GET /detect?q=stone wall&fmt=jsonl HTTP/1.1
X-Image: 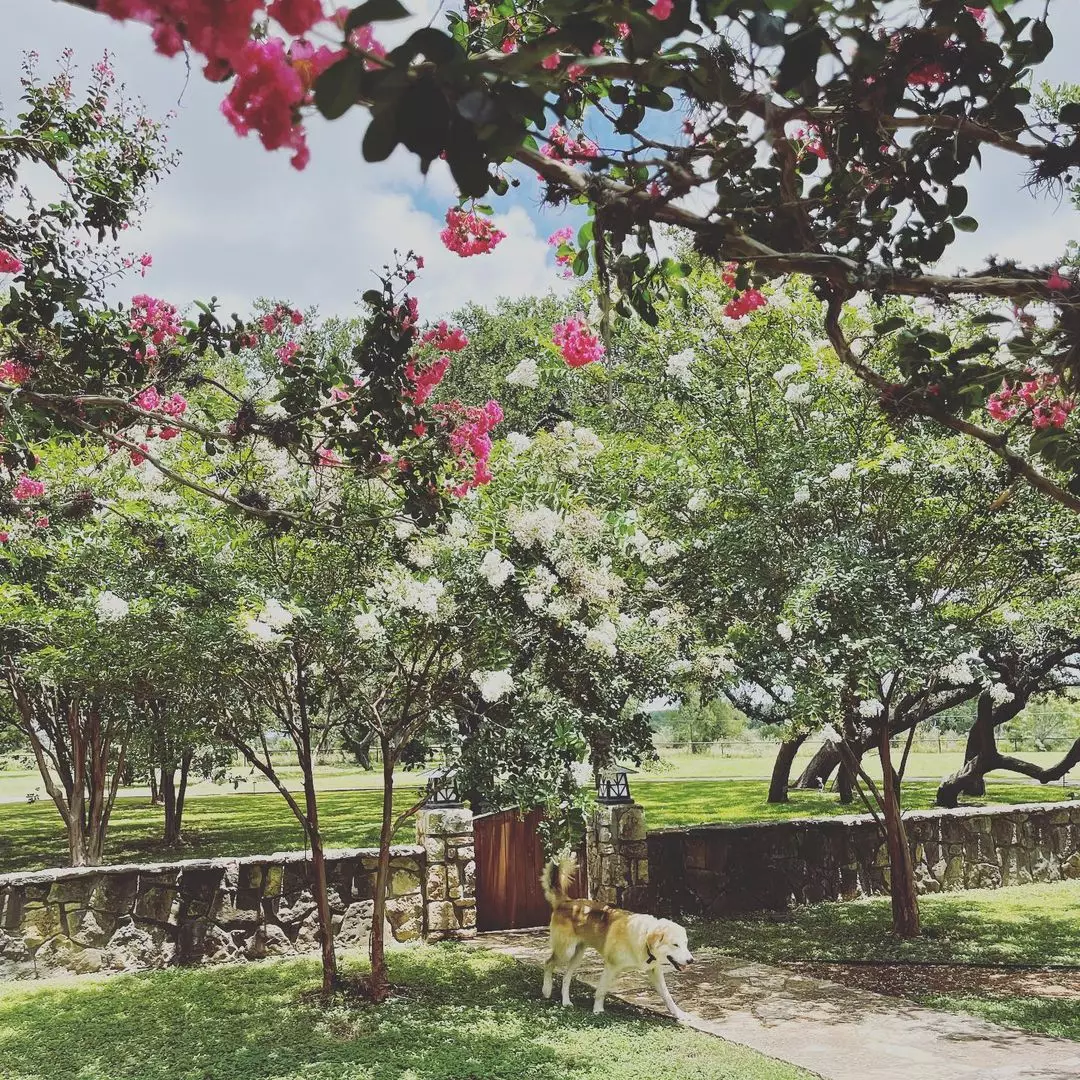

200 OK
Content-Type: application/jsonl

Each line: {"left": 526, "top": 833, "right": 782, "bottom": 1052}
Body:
{"left": 648, "top": 801, "right": 1080, "bottom": 919}
{"left": 0, "top": 844, "right": 433, "bottom": 981}
{"left": 587, "top": 802, "right": 650, "bottom": 910}
{"left": 416, "top": 807, "right": 477, "bottom": 938}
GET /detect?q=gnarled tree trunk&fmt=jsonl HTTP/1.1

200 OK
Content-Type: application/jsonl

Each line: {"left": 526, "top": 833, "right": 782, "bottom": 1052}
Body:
{"left": 767, "top": 734, "right": 807, "bottom": 803}
{"left": 878, "top": 725, "right": 920, "bottom": 938}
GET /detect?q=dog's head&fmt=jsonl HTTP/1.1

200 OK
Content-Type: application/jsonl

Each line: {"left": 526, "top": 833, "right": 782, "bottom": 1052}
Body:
{"left": 645, "top": 919, "right": 695, "bottom": 972}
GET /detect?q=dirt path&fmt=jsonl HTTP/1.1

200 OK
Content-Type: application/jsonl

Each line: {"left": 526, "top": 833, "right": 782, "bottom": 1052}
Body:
{"left": 474, "top": 929, "right": 1080, "bottom": 1080}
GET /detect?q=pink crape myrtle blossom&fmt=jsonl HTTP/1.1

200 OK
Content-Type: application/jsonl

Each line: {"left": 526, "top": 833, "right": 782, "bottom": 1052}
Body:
{"left": 98, "top": 1, "right": 263, "bottom": 65}
{"left": 1047, "top": 270, "right": 1072, "bottom": 292}
{"left": 965, "top": 5, "right": 988, "bottom": 23}
{"left": 553, "top": 316, "right": 605, "bottom": 367}
{"left": 405, "top": 354, "right": 450, "bottom": 405}
{"left": 277, "top": 340, "right": 301, "bottom": 365}
{"left": 222, "top": 38, "right": 309, "bottom": 169}
{"left": 436, "top": 399, "right": 503, "bottom": 495}
{"left": 440, "top": 208, "right": 507, "bottom": 257}
{"left": 650, "top": 0, "right": 674, "bottom": 19}
{"left": 420, "top": 321, "right": 469, "bottom": 353}
{"left": 129, "top": 294, "right": 182, "bottom": 357}
{"left": 269, "top": 0, "right": 324, "bottom": 36}
{"left": 0, "top": 360, "right": 32, "bottom": 386}
{"left": 0, "top": 250, "right": 23, "bottom": 275}
{"left": 724, "top": 288, "right": 768, "bottom": 319}
{"left": 134, "top": 386, "right": 162, "bottom": 411}
{"left": 547, "top": 227, "right": 575, "bottom": 277}
{"left": 988, "top": 375, "right": 1075, "bottom": 430}
{"left": 542, "top": 124, "right": 600, "bottom": 165}
{"left": 11, "top": 474, "right": 45, "bottom": 501}
{"left": 315, "top": 445, "right": 342, "bottom": 467}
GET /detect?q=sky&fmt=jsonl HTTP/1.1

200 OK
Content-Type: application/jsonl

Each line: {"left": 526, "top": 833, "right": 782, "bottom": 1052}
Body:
{"left": 2, "top": 0, "right": 1078, "bottom": 322}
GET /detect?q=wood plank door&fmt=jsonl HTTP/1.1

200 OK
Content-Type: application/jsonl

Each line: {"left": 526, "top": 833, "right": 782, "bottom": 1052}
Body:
{"left": 473, "top": 808, "right": 586, "bottom": 932}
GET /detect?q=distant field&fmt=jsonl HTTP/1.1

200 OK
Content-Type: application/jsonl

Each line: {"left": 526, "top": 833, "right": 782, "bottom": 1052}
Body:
{"left": 1, "top": 776, "right": 1075, "bottom": 876}
{"left": 4, "top": 743, "right": 1075, "bottom": 804}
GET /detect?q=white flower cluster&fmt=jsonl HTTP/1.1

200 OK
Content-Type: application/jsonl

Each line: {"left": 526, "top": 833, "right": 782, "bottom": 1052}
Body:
{"left": 793, "top": 486, "right": 811, "bottom": 505}
{"left": 367, "top": 568, "right": 447, "bottom": 620}
{"left": 687, "top": 489, "right": 709, "bottom": 513}
{"left": 505, "top": 431, "right": 532, "bottom": 456}
{"left": 95, "top": 591, "right": 130, "bottom": 624}
{"left": 666, "top": 347, "right": 696, "bottom": 387}
{"left": 783, "top": 382, "right": 813, "bottom": 405}
{"left": 626, "top": 529, "right": 679, "bottom": 566}
{"left": 471, "top": 668, "right": 515, "bottom": 703}
{"left": 583, "top": 618, "right": 619, "bottom": 659}
{"left": 553, "top": 421, "right": 604, "bottom": 461}
{"left": 570, "top": 761, "right": 593, "bottom": 788}
{"left": 508, "top": 504, "right": 562, "bottom": 550}
{"left": 829, "top": 462, "right": 854, "bottom": 482}
{"left": 352, "top": 610, "right": 384, "bottom": 642}
{"left": 773, "top": 362, "right": 802, "bottom": 386}
{"left": 988, "top": 682, "right": 1015, "bottom": 706}
{"left": 858, "top": 699, "right": 884, "bottom": 718}
{"left": 522, "top": 566, "right": 558, "bottom": 612}
{"left": 938, "top": 653, "right": 978, "bottom": 686}
{"left": 479, "top": 549, "right": 515, "bottom": 589}
{"left": 777, "top": 622, "right": 793, "bottom": 643}
{"left": 241, "top": 598, "right": 294, "bottom": 645}
{"left": 506, "top": 356, "right": 540, "bottom": 388}
{"left": 695, "top": 648, "right": 737, "bottom": 678}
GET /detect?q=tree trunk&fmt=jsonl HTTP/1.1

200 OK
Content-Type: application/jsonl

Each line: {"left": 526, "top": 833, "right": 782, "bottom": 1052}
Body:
{"left": 878, "top": 726, "right": 920, "bottom": 939}
{"left": 368, "top": 733, "right": 395, "bottom": 1001}
{"left": 175, "top": 749, "right": 192, "bottom": 835}
{"left": 300, "top": 739, "right": 336, "bottom": 996}
{"left": 794, "top": 740, "right": 843, "bottom": 790}
{"left": 836, "top": 759, "right": 855, "bottom": 804}
{"left": 161, "top": 766, "right": 178, "bottom": 845}
{"left": 767, "top": 735, "right": 807, "bottom": 803}
{"left": 149, "top": 768, "right": 160, "bottom": 805}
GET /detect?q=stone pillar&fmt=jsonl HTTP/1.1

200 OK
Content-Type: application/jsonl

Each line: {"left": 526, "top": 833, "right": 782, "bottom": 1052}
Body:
{"left": 587, "top": 801, "right": 649, "bottom": 910}
{"left": 416, "top": 808, "right": 476, "bottom": 939}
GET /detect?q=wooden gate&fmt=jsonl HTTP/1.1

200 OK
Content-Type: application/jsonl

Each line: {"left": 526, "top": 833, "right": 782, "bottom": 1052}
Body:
{"left": 473, "top": 808, "right": 587, "bottom": 932}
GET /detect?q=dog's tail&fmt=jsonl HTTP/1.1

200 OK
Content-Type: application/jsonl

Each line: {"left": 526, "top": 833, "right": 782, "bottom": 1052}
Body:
{"left": 541, "top": 853, "right": 577, "bottom": 908}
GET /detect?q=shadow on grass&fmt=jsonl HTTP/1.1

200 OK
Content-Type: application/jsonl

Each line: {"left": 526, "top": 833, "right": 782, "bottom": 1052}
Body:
{"left": 917, "top": 993, "right": 1080, "bottom": 1041}
{"left": 0, "top": 947, "right": 807, "bottom": 1080}
{"left": 695, "top": 881, "right": 1080, "bottom": 968}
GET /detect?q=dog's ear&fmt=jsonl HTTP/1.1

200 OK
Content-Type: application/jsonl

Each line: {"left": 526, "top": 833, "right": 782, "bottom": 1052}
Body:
{"left": 645, "top": 925, "right": 665, "bottom": 964}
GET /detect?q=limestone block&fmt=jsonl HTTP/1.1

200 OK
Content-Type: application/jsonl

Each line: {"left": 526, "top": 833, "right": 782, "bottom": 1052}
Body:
{"left": 65, "top": 907, "right": 114, "bottom": 947}
{"left": 337, "top": 901, "right": 375, "bottom": 946}
{"left": 47, "top": 876, "right": 95, "bottom": 907}
{"left": 89, "top": 873, "right": 140, "bottom": 917}
{"left": 941, "top": 856, "right": 965, "bottom": 890}
{"left": 263, "top": 865, "right": 284, "bottom": 899}
{"left": 134, "top": 882, "right": 179, "bottom": 925}
{"left": 635, "top": 858, "right": 649, "bottom": 885}
{"left": 20, "top": 903, "right": 60, "bottom": 950}
{"left": 385, "top": 897, "right": 422, "bottom": 942}
{"left": 423, "top": 837, "right": 447, "bottom": 863}
{"left": 966, "top": 862, "right": 1002, "bottom": 890}
{"left": 460, "top": 905, "right": 477, "bottom": 929}
{"left": 425, "top": 867, "right": 447, "bottom": 901}
{"left": 1062, "top": 852, "right": 1080, "bottom": 880}
{"left": 246, "top": 922, "right": 293, "bottom": 959}
{"left": 462, "top": 860, "right": 476, "bottom": 894}
{"left": 426, "top": 901, "right": 456, "bottom": 933}
{"left": 616, "top": 808, "right": 647, "bottom": 842}
{"left": 275, "top": 891, "right": 318, "bottom": 927}
{"left": 452, "top": 844, "right": 474, "bottom": 862}
{"left": 390, "top": 869, "right": 421, "bottom": 897}
{"left": 418, "top": 808, "right": 473, "bottom": 837}
{"left": 106, "top": 921, "right": 168, "bottom": 970}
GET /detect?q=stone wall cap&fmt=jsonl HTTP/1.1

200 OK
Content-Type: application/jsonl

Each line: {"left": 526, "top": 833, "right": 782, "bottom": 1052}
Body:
{"left": 0, "top": 844, "right": 426, "bottom": 887}
{"left": 645, "top": 799, "right": 1080, "bottom": 837}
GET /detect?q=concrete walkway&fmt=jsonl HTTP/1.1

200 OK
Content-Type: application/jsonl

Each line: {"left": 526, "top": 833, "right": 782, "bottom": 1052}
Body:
{"left": 473, "top": 929, "right": 1080, "bottom": 1080}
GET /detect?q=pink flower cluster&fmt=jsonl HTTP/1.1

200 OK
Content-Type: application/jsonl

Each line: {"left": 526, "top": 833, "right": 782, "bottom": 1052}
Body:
{"left": 441, "top": 208, "right": 507, "bottom": 257}
{"left": 405, "top": 355, "right": 450, "bottom": 406}
{"left": 724, "top": 288, "right": 768, "bottom": 319}
{"left": 0, "top": 250, "right": 22, "bottom": 275}
{"left": 0, "top": 360, "right": 32, "bottom": 386}
{"left": 553, "top": 316, "right": 605, "bottom": 367}
{"left": 134, "top": 385, "right": 187, "bottom": 417}
{"left": 547, "top": 228, "right": 575, "bottom": 278}
{"left": 965, "top": 5, "right": 988, "bottom": 24}
{"left": 542, "top": 125, "right": 600, "bottom": 165}
{"left": 11, "top": 474, "right": 45, "bottom": 501}
{"left": 261, "top": 303, "right": 305, "bottom": 334}
{"left": 987, "top": 375, "right": 1075, "bottom": 429}
{"left": 129, "top": 294, "right": 182, "bottom": 358}
{"left": 277, "top": 340, "right": 301, "bottom": 365}
{"left": 98, "top": 1, "right": 263, "bottom": 65}
{"left": 650, "top": 0, "right": 673, "bottom": 19}
{"left": 420, "top": 321, "right": 469, "bottom": 352}
{"left": 437, "top": 399, "right": 504, "bottom": 495}
{"left": 269, "top": 0, "right": 323, "bottom": 36}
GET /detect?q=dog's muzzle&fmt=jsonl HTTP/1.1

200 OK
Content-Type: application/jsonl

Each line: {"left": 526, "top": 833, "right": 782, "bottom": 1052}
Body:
{"left": 670, "top": 957, "right": 689, "bottom": 972}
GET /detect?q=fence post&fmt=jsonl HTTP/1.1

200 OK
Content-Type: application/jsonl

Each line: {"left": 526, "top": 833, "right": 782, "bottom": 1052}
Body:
{"left": 416, "top": 807, "right": 476, "bottom": 939}
{"left": 587, "top": 801, "right": 649, "bottom": 911}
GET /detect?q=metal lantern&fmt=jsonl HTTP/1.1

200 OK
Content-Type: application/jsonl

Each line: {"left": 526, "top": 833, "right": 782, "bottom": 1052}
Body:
{"left": 422, "top": 766, "right": 463, "bottom": 809}
{"left": 596, "top": 764, "right": 637, "bottom": 806}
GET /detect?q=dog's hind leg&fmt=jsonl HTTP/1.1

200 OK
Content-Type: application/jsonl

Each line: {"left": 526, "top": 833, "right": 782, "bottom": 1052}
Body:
{"left": 592, "top": 965, "right": 618, "bottom": 1015}
{"left": 542, "top": 951, "right": 557, "bottom": 999}
{"left": 560, "top": 942, "right": 587, "bottom": 1006}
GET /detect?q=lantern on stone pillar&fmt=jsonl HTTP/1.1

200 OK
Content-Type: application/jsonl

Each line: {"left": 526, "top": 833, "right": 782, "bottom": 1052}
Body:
{"left": 596, "top": 764, "right": 636, "bottom": 805}
{"left": 422, "top": 766, "right": 463, "bottom": 809}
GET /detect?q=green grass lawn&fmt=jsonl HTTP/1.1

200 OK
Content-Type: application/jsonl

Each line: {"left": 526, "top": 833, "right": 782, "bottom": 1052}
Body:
{"left": 1, "top": 778, "right": 1074, "bottom": 875}
{"left": 695, "top": 881, "right": 1080, "bottom": 1041}
{"left": 0, "top": 945, "right": 812, "bottom": 1080}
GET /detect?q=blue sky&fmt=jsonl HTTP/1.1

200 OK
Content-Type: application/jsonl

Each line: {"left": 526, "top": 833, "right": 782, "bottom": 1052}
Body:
{"left": 2, "top": 0, "right": 1078, "bottom": 321}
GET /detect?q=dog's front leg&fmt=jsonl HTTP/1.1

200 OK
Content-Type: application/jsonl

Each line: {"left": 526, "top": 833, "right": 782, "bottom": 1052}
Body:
{"left": 648, "top": 966, "right": 688, "bottom": 1022}
{"left": 542, "top": 953, "right": 555, "bottom": 999}
{"left": 592, "top": 966, "right": 618, "bottom": 1014}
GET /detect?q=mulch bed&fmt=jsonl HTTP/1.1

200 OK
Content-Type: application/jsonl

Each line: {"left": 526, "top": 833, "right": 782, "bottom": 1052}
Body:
{"left": 786, "top": 961, "right": 1080, "bottom": 1001}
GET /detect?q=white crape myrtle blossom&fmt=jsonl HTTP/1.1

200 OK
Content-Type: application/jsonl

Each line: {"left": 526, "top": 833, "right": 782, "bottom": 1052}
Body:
{"left": 573, "top": 427, "right": 604, "bottom": 459}
{"left": 94, "top": 590, "right": 130, "bottom": 623}
{"left": 505, "top": 431, "right": 532, "bottom": 456}
{"left": 687, "top": 489, "right": 709, "bottom": 513}
{"left": 263, "top": 401, "right": 289, "bottom": 420}
{"left": 479, "top": 549, "right": 515, "bottom": 589}
{"left": 829, "top": 462, "right": 854, "bottom": 482}
{"left": 260, "top": 598, "right": 295, "bottom": 631}
{"left": 666, "top": 347, "right": 696, "bottom": 387}
{"left": 939, "top": 654, "right": 978, "bottom": 685}
{"left": 406, "top": 540, "right": 436, "bottom": 569}
{"left": 989, "top": 682, "right": 1015, "bottom": 706}
{"left": 783, "top": 382, "right": 813, "bottom": 405}
{"left": 471, "top": 668, "right": 515, "bottom": 703}
{"left": 352, "top": 611, "right": 384, "bottom": 642}
{"left": 777, "top": 622, "right": 793, "bottom": 643}
{"left": 793, "top": 486, "right": 811, "bottom": 505}
{"left": 583, "top": 618, "right": 619, "bottom": 658}
{"left": 241, "top": 614, "right": 280, "bottom": 645}
{"left": 570, "top": 761, "right": 594, "bottom": 788}
{"left": 773, "top": 362, "right": 802, "bottom": 386}
{"left": 508, "top": 504, "right": 562, "bottom": 550}
{"left": 565, "top": 508, "right": 604, "bottom": 543}
{"left": 819, "top": 723, "right": 842, "bottom": 744}
{"left": 887, "top": 459, "right": 912, "bottom": 475}
{"left": 669, "top": 658, "right": 694, "bottom": 675}
{"left": 858, "top": 699, "right": 884, "bottom": 718}
{"left": 654, "top": 540, "right": 680, "bottom": 563}
{"left": 368, "top": 567, "right": 447, "bottom": 620}
{"left": 394, "top": 518, "right": 418, "bottom": 541}
{"left": 506, "top": 356, "right": 540, "bottom": 388}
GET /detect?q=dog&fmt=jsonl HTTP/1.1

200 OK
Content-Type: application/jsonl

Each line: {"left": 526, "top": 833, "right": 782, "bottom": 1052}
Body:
{"left": 540, "top": 855, "right": 694, "bottom": 1020}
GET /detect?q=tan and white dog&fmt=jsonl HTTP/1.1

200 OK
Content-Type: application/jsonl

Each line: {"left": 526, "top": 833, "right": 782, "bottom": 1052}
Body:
{"left": 540, "top": 856, "right": 694, "bottom": 1020}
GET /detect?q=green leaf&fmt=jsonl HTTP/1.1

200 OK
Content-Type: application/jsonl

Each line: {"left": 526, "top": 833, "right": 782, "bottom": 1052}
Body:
{"left": 748, "top": 12, "right": 786, "bottom": 48}
{"left": 873, "top": 317, "right": 907, "bottom": 335}
{"left": 314, "top": 56, "right": 365, "bottom": 121}
{"left": 344, "top": 0, "right": 410, "bottom": 33}
{"left": 1059, "top": 102, "right": 1080, "bottom": 126}
{"left": 362, "top": 109, "right": 399, "bottom": 162}
{"left": 577, "top": 222, "right": 594, "bottom": 247}
{"left": 572, "top": 250, "right": 590, "bottom": 276}
{"left": 946, "top": 185, "right": 968, "bottom": 216}
{"left": 952, "top": 215, "right": 979, "bottom": 233}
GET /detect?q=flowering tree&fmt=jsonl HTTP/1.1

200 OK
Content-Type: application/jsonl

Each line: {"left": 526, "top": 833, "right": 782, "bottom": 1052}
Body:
{"left": 55, "top": 0, "right": 1080, "bottom": 513}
